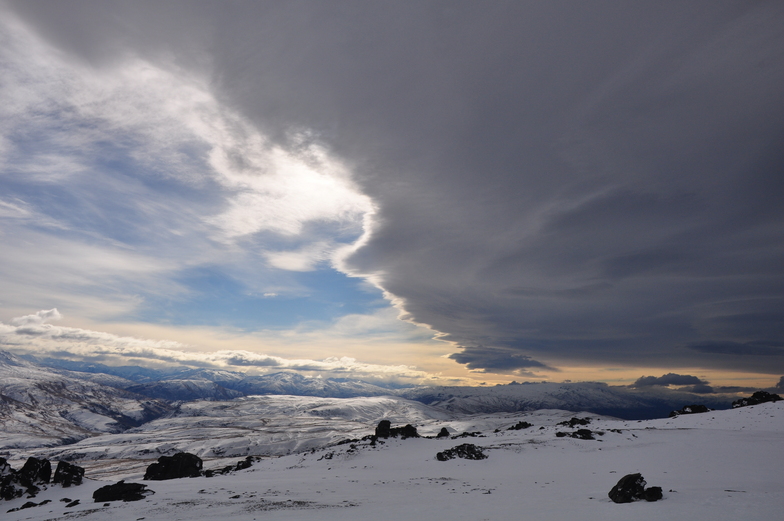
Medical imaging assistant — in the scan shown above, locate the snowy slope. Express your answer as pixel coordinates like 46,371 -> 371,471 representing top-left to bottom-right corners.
30,395 -> 456,462
3,401 -> 782,521
0,351 -> 172,449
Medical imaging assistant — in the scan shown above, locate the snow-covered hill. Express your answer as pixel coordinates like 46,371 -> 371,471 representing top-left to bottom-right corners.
2,402 -> 782,521
30,395 -> 455,463
0,352 -> 172,449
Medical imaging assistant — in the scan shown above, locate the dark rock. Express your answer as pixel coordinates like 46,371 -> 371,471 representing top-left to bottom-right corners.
451,431 -> 483,439
93,480 -> 154,502
436,427 -> 450,438
608,473 -> 646,503
235,456 -> 254,471
1,458 -> 23,501
19,457 -> 51,487
7,500 -> 39,513
557,417 -> 591,427
732,391 -> 782,408
391,424 -> 420,439
66,499 -> 80,507
436,443 -> 488,461
669,404 -> 710,417
555,429 -> 596,440
375,421 -> 420,439
609,473 -> 663,503
53,461 -> 85,487
144,452 -> 202,480
508,421 -> 533,430
644,486 -> 663,501
375,420 -> 391,438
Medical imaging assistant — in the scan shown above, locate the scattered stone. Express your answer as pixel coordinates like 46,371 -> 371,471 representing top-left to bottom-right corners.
436,427 -> 450,438
608,473 -> 663,503
436,443 -> 488,461
557,417 -> 591,427
53,461 -> 85,487
144,452 -> 203,480
93,481 -> 154,502
732,391 -> 782,408
508,421 -> 533,430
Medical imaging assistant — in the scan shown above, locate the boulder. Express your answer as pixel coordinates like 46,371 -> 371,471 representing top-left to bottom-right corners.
19,457 -> 51,487
644,486 -> 663,501
436,443 -> 488,461
144,452 -> 203,480
732,391 -> 782,408
375,420 -> 391,438
436,427 -> 450,438
53,461 -> 85,487
608,473 -> 646,503
608,473 -> 663,503
93,481 -> 154,502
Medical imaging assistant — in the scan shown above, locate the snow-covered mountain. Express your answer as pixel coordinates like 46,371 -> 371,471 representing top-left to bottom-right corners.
0,351 -> 172,450
23,356 -> 398,400
402,381 -> 738,419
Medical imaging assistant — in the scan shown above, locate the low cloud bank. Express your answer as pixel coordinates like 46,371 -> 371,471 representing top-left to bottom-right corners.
0,309 -> 437,386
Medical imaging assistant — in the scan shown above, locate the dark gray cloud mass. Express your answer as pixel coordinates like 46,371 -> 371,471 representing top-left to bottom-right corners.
632,373 -> 708,388
7,1 -> 784,374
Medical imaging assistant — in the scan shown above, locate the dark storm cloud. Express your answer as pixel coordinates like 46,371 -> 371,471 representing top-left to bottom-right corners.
7,1 -> 784,373
448,347 -> 556,375
631,373 -> 708,388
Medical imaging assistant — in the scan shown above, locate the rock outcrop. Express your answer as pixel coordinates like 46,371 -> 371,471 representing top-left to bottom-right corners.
144,452 -> 203,480
732,391 -> 782,408
1,457 -> 57,500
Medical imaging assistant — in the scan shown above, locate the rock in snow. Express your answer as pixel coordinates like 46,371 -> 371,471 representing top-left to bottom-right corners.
732,391 -> 782,408
608,473 -> 663,503
143,452 -> 203,480
375,420 -> 420,439
436,443 -> 488,461
669,404 -> 710,417
92,481 -> 154,502
53,461 -> 85,487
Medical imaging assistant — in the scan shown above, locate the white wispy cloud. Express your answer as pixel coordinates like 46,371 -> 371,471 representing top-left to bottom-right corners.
0,12 -> 378,322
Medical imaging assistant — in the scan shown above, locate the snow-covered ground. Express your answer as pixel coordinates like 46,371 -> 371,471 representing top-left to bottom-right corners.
4,401 -> 782,521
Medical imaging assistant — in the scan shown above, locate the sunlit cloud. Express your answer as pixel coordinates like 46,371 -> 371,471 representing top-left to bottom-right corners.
0,310 -> 445,385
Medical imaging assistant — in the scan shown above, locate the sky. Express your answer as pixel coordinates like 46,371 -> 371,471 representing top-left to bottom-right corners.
0,1 -> 782,389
